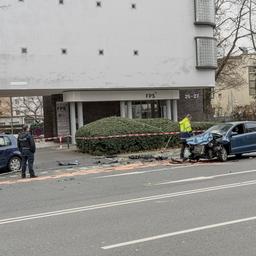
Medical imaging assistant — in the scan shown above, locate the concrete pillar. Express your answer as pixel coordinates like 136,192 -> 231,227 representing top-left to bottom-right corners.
166,100 -> 172,120
120,101 -> 126,118
172,99 -> 178,122
70,102 -> 76,144
127,101 -> 132,119
77,102 -> 84,128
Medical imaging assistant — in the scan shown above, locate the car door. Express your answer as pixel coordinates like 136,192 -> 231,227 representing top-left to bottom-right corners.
244,122 -> 256,152
230,124 -> 248,154
0,136 -> 8,168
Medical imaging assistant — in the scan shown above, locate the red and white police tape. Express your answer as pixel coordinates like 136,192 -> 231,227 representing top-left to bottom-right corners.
34,130 -> 204,143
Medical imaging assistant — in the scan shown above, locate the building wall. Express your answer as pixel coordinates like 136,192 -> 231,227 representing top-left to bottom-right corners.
212,54 -> 256,117
178,89 -> 206,121
0,97 -> 10,116
0,0 -> 215,95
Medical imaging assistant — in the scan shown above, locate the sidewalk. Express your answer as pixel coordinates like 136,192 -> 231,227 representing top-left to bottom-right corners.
0,141 -> 181,181
35,142 -> 181,172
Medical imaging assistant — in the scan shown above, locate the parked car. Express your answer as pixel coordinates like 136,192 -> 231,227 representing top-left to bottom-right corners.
0,134 -> 22,172
186,121 -> 256,161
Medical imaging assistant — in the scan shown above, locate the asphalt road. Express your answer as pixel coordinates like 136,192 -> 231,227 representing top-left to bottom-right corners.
1,155 -> 256,255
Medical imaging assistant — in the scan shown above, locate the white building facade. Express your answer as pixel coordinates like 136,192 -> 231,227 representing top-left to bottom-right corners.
0,0 -> 216,142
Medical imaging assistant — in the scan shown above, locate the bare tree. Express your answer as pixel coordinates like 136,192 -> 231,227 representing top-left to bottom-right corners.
247,0 -> 256,51
215,0 -> 250,81
12,96 -> 43,123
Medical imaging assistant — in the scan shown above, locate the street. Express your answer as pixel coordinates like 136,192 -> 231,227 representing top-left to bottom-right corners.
1,155 -> 256,255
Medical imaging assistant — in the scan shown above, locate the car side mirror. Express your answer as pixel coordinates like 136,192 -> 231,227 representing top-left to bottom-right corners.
231,131 -> 238,137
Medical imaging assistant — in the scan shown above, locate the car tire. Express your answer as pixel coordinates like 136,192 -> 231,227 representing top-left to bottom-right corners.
218,147 -> 228,162
8,156 -> 21,172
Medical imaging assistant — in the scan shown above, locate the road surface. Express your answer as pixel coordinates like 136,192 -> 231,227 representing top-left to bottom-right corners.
1,155 -> 256,255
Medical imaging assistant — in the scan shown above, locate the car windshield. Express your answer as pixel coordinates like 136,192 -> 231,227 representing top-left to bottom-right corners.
205,124 -> 233,135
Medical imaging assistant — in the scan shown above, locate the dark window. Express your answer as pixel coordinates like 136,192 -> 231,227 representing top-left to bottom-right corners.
21,48 -> 27,54
98,49 -> 104,55
248,66 -> 256,96
59,0 -> 64,4
61,48 -> 67,54
246,122 -> 256,133
133,50 -> 139,56
0,136 -> 11,147
131,3 -> 136,9
232,124 -> 245,135
132,101 -> 166,119
96,1 -> 101,7
4,136 -> 11,146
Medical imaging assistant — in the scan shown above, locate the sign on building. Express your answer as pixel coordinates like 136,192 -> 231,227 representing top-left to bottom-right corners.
56,102 -> 70,136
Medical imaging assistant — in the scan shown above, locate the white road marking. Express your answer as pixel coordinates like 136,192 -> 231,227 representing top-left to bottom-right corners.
2,179 -> 256,225
40,171 -> 49,175
102,215 -> 256,249
96,172 -> 143,178
156,169 -> 256,185
95,163 -> 226,179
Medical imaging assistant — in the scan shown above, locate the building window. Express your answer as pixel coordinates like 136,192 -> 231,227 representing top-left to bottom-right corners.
96,1 -> 101,7
132,101 -> 166,119
21,48 -> 27,54
98,49 -> 104,55
248,66 -> 256,96
195,37 -> 217,69
131,3 -> 136,9
133,50 -> 139,56
59,0 -> 64,4
61,48 -> 67,55
194,0 -> 215,26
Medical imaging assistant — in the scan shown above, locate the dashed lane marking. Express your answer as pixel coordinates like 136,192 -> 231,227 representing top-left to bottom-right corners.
0,161 -> 173,185
155,169 -> 256,185
1,179 -> 256,226
95,162 -> 228,179
102,215 -> 256,249
0,161 -> 228,186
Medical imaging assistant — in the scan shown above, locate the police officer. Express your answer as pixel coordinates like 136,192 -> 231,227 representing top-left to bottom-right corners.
179,114 -> 192,160
17,125 -> 37,178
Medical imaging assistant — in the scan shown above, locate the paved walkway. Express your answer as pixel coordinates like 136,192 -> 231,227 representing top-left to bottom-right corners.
0,143 -> 181,181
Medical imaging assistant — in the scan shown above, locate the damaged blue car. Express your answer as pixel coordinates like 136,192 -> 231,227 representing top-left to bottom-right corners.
186,121 -> 256,161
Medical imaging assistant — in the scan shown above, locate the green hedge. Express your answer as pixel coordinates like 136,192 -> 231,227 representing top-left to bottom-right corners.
76,117 -> 215,155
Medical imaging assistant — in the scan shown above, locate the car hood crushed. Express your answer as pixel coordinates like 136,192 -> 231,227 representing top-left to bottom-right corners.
186,132 -> 223,145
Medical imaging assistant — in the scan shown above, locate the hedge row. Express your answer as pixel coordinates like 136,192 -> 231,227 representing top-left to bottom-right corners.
76,117 -> 216,155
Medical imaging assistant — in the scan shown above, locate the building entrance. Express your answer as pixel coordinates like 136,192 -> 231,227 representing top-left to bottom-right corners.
132,100 -> 167,119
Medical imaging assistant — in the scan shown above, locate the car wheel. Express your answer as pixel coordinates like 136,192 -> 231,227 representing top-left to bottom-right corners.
8,156 -> 21,172
218,147 -> 228,162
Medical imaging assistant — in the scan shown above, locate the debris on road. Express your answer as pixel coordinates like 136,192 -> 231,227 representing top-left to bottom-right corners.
57,160 -> 80,166
129,154 -> 168,161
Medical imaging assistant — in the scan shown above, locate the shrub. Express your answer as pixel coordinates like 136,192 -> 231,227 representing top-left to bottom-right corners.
76,117 -> 215,155
30,122 -> 44,137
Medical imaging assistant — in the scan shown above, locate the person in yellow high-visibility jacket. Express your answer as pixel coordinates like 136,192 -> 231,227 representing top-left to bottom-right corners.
179,114 -> 192,160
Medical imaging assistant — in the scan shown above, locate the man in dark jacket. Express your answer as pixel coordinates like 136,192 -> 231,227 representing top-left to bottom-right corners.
17,125 -> 37,178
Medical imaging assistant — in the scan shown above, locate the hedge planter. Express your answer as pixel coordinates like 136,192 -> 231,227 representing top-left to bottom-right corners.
76,117 -> 215,155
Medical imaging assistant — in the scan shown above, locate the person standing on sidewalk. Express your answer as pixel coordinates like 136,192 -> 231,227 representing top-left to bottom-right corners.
17,125 -> 37,178
179,114 -> 192,160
